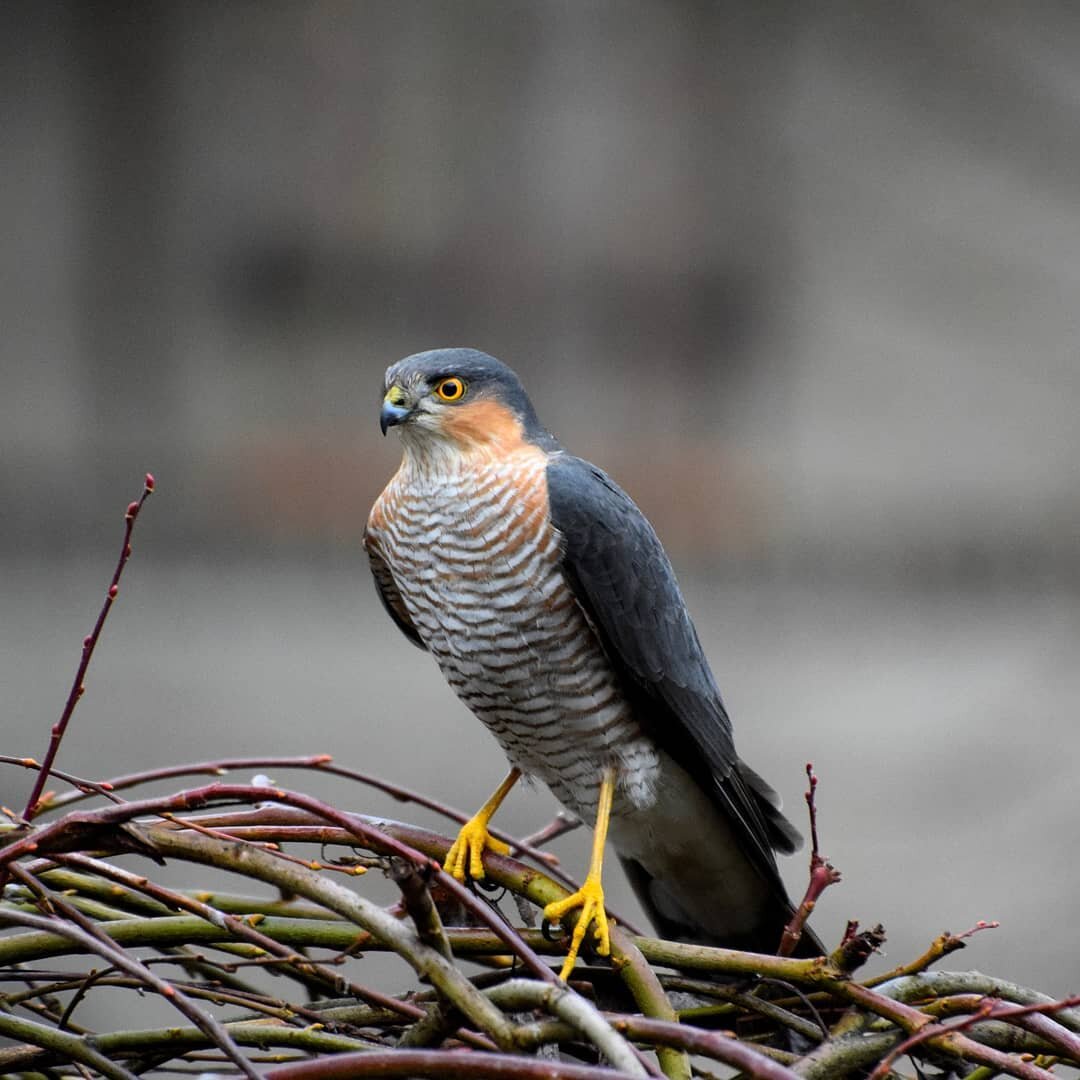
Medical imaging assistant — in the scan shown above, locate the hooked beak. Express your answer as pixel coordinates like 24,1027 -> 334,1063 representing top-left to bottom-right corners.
380,385 -> 413,435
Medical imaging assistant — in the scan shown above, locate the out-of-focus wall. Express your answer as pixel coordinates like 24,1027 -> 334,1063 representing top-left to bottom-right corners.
3,1 -> 1077,579
4,2 -> 1080,1000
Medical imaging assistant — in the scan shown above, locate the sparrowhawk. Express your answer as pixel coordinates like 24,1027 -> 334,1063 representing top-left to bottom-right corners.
365,348 -> 822,979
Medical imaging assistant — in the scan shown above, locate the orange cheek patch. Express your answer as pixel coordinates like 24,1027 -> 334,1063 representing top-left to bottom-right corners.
440,399 -> 528,450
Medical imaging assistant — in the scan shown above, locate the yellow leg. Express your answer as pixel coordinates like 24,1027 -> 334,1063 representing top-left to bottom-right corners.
443,768 -> 521,881
543,767 -> 615,981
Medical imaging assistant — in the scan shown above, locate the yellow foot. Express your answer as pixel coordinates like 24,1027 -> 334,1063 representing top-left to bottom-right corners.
443,815 -> 510,882
442,769 -> 520,882
543,872 -> 612,981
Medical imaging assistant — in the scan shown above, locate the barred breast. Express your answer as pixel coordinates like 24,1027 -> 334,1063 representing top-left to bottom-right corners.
367,448 -> 660,819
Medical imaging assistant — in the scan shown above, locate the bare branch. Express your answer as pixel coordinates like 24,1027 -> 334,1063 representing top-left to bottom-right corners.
22,473 -> 154,823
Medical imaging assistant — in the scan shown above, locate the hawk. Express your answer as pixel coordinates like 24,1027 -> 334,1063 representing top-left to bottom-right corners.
365,348 -> 822,979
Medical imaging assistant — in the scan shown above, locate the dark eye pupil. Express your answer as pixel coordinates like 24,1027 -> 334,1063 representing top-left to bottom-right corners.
443,380 -> 460,397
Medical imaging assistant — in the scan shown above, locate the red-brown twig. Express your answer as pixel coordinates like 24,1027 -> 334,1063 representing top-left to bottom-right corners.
867,992 -> 1080,1079
778,763 -> 840,957
0,756 -> 124,812
607,1015 -> 803,1078
0,782 -> 557,984
518,810 -> 581,854
266,1049 -> 645,1079
836,979 -> 1058,1080
4,863 -> 259,1080
32,754 -> 619,919
21,473 -> 155,823
50,851 -> 415,1021
36,755 -> 337,813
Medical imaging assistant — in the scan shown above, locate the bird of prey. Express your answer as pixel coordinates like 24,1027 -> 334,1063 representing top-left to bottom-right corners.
365,348 -> 822,979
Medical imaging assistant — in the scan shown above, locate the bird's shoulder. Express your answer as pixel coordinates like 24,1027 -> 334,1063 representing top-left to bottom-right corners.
545,451 -> 803,885
544,451 -> 728,737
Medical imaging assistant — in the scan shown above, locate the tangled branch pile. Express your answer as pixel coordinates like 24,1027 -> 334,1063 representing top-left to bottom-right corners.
1,762 -> 1078,1079
2,478 -> 1077,1079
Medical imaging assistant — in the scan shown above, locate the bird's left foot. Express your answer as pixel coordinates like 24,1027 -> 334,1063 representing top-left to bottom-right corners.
544,872 -> 612,981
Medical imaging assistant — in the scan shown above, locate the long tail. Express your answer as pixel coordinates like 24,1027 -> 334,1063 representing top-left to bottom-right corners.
609,756 -> 825,959
618,853 -> 825,958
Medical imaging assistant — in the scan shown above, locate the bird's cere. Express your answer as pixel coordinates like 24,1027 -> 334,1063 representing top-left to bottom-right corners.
380,385 -> 413,435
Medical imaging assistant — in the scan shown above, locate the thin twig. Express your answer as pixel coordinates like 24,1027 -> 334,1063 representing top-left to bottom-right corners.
0,1009 -> 140,1080
141,822 -> 520,1050
266,1048 -> 646,1079
21,473 -> 154,822
0,756 -> 124,809
54,850 -> 422,1022
867,993 -> 1080,1079
778,763 -> 838,957
865,920 -> 1000,985
0,783 -> 559,983
0,890 -> 260,1080
487,978 -> 647,1075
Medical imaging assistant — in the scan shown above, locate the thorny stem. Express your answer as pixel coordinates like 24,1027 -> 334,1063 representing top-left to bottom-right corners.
21,472 -> 155,823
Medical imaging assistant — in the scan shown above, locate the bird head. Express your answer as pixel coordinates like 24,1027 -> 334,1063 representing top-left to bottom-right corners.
379,348 -> 555,457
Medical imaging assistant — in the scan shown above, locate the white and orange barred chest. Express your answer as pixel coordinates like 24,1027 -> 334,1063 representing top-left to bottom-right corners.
366,447 -> 660,818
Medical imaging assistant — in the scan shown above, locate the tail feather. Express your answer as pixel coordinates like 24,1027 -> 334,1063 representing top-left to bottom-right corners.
736,759 -> 804,856
619,853 -> 825,959
608,752 -> 825,960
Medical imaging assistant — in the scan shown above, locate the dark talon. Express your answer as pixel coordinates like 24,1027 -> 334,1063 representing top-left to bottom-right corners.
541,916 -> 564,942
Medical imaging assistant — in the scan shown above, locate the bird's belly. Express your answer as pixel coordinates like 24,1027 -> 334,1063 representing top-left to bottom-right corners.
413,565 -> 659,818
376,470 -> 660,819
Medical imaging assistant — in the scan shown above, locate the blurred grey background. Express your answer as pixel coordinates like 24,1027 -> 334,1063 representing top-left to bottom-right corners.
3,0 -> 1079,998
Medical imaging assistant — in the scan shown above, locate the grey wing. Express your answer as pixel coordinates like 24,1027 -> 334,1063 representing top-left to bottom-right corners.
545,453 -> 799,892
364,532 -> 427,651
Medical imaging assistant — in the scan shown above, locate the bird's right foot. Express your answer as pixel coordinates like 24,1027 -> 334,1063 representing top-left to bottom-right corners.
444,814 -> 511,881
442,768 -> 522,881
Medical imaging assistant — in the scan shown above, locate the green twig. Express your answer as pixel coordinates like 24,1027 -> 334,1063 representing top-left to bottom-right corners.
486,978 -> 648,1076
0,1010 -> 140,1080
607,925 -> 690,1080
142,823 -> 520,1050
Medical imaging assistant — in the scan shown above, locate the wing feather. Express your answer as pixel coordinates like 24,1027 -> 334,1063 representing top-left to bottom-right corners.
546,453 -> 796,893
364,533 -> 427,650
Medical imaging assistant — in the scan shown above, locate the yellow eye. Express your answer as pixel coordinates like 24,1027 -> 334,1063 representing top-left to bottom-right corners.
434,377 -> 466,402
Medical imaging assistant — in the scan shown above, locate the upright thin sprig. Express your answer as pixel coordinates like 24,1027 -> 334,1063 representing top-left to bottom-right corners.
21,473 -> 155,823
778,762 -> 842,957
